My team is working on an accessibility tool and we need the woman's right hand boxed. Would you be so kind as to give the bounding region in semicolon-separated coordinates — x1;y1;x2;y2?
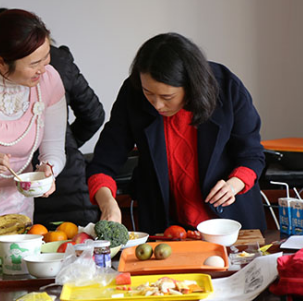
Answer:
0;153;11;174
95;187;122;223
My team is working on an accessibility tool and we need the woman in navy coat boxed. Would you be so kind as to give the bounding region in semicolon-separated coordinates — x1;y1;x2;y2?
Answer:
87;33;267;234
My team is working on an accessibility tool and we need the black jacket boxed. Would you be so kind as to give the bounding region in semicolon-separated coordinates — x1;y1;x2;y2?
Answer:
87;62;267;234
34;45;104;228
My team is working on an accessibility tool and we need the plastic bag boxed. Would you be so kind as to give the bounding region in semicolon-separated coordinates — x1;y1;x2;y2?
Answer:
78;222;97;238
55;239;118;287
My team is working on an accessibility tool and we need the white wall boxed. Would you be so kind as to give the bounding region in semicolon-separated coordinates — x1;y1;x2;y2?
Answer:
2;0;303;153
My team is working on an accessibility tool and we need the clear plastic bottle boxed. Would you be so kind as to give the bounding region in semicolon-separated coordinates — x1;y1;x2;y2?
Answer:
93;240;111;268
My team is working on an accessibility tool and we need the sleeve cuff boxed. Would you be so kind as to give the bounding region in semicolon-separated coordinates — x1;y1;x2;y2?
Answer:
229;166;257;194
87;173;117;204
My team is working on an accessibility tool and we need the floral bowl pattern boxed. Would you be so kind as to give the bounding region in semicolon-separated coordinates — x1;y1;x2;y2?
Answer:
15;172;53;197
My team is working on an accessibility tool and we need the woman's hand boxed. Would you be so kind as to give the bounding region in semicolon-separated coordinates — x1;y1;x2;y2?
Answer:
35;162;55;197
0;153;11;173
205;177;245;208
95;187;122;223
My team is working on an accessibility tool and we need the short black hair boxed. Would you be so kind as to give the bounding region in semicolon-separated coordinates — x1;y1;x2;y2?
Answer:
130;32;218;126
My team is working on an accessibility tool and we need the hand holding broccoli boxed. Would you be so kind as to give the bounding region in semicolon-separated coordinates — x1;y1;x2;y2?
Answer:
94;220;129;248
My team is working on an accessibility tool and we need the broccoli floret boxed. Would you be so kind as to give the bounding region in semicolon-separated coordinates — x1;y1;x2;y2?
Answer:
94;220;129;248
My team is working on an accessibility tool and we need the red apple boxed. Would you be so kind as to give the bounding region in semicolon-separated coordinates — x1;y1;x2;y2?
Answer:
72;232;94;244
57;241;76;253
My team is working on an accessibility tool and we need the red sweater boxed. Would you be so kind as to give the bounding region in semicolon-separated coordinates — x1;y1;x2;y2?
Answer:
163;109;256;227
88;109;256;228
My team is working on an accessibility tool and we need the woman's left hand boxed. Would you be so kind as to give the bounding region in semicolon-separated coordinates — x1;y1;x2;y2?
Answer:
204;178;244;208
36;162;55;197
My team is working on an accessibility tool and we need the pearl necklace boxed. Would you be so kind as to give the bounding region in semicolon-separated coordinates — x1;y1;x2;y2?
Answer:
0;83;45;178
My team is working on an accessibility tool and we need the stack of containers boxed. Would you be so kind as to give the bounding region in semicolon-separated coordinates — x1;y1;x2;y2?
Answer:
271;181;303;236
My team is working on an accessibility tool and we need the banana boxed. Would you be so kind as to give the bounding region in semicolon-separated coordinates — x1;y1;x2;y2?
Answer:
0;214;32;235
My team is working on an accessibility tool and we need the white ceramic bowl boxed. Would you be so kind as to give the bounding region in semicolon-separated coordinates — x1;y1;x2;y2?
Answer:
24;253;64;278
122;232;149;249
197;218;242;246
14;172;53;197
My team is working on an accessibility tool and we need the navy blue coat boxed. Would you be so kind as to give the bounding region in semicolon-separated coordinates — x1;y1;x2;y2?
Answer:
87;62;267;234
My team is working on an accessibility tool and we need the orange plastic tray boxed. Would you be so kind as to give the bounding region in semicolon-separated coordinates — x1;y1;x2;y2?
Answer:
118;241;228;275
261;137;303;152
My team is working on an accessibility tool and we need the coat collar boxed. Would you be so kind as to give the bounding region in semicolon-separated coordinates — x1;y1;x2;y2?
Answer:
142;94;225;203
144;116;170;217
197;96;225;191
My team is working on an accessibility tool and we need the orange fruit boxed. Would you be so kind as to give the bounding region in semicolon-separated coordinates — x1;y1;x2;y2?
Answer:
27;224;48;236
44;230;68;243
56;222;78;239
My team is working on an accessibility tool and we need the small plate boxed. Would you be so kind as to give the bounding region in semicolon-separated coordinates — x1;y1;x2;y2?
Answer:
122;232;149;249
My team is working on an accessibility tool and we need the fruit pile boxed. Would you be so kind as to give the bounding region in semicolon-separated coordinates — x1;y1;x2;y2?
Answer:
27;221;78;241
26;221;94;253
0;214;95;252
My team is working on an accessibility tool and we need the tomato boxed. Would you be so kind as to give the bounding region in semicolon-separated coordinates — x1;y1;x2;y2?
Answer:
186;230;202;240
57;241;76;253
116;273;131;285
163;225;187;239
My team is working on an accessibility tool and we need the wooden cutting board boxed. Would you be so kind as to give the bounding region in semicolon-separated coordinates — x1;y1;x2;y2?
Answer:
234;229;265;245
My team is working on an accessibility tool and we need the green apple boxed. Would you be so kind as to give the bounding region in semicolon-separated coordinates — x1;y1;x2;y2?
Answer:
154;243;172;260
135;243;153;260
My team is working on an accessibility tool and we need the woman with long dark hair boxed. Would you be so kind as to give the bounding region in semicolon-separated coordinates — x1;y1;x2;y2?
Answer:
0;9;66;219
87;33;266;234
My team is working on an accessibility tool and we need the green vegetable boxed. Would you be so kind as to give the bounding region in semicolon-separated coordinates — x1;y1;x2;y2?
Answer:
94;220;129;248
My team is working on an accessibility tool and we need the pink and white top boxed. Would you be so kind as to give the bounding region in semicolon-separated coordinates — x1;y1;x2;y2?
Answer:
0;65;67;219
